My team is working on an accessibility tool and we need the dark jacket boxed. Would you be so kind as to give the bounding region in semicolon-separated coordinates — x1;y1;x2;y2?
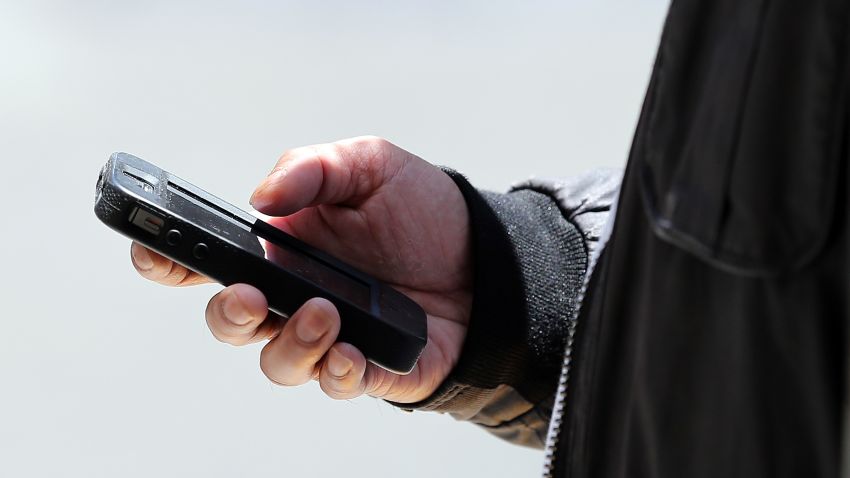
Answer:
399;1;850;477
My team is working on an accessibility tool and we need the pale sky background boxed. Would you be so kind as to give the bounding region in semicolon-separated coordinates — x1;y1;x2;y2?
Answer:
0;1;669;476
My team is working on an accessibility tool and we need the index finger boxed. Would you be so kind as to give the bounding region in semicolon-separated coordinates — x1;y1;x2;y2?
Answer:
130;242;211;287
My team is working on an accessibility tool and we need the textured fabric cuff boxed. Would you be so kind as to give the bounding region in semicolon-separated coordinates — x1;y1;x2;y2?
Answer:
391;169;587;415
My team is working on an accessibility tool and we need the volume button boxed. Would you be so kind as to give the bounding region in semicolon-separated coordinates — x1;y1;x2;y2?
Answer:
165;229;182;246
193;243;210;260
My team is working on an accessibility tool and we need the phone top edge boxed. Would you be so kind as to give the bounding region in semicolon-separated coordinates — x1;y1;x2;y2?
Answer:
96;152;264;254
166;174;259;228
108;152;258;224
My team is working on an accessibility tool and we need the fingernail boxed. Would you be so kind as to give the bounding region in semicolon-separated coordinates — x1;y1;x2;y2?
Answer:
132;246;153;271
249;169;285;210
222;290;252;326
248;186;268;209
327;348;353;378
295;306;329;344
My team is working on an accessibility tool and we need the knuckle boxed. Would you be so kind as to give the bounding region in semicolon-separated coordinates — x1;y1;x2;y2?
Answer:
275;146;310;171
338;136;387;160
357;135;386;147
317;142;340;165
358;136;388;158
277;146;300;164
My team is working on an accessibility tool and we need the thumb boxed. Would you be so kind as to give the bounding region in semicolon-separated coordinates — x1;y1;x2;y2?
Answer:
249;136;401;216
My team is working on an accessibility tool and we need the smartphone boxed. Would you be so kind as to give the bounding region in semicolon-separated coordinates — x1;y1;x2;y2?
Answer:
94;152;427;374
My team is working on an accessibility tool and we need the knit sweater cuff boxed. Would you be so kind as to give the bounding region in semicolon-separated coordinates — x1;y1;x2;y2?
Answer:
390;169;587;414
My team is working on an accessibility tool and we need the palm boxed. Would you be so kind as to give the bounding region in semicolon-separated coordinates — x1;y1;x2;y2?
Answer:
269;153;472;403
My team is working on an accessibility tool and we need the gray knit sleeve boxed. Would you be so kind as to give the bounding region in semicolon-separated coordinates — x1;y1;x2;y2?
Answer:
388;169;621;449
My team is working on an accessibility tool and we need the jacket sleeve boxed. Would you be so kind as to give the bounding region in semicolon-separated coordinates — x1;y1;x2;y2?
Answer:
388;168;621;449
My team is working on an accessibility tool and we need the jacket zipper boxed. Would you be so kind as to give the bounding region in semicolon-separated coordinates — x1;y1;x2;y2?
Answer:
540;254;595;478
541;190;619;478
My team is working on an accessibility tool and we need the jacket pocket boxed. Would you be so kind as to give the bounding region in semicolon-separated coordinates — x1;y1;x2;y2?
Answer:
638;0;848;276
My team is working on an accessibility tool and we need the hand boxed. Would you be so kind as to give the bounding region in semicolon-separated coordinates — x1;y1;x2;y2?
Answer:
130;136;472;403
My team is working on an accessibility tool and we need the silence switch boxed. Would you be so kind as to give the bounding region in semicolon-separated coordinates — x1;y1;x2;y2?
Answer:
129;207;164;236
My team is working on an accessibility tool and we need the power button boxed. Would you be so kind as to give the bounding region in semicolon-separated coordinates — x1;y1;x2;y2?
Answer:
193;243;209;260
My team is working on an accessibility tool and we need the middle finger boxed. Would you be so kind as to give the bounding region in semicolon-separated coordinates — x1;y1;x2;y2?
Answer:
205;284;280;346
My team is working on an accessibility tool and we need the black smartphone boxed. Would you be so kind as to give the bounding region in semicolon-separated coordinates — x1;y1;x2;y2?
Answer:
94;152;427;374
